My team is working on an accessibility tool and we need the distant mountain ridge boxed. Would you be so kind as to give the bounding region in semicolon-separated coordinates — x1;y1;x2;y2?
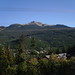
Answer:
4;21;70;30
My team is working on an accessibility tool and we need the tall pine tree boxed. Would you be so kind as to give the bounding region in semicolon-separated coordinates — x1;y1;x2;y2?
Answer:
16;34;27;75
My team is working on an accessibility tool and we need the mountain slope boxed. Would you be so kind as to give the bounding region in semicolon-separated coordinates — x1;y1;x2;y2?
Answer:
0;21;75;49
6;21;70;30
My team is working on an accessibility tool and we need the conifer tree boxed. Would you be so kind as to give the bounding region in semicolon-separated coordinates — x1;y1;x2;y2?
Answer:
0;46;8;75
7;47;14;66
16;34;26;64
16;35;27;75
30;37;35;50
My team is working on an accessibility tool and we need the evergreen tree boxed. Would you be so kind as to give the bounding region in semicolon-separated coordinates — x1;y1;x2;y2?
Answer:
19;34;26;51
16;34;27;64
30;37;35;50
0;46;8;75
7;47;14;66
16;35;27;75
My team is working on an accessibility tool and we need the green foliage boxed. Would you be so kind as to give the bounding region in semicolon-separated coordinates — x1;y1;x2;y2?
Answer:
17;61;27;75
0;45;75;75
7;48;14;66
30;37;35;50
0;25;75;50
0;46;8;75
67;45;75;58
29;58;38;66
1;34;75;75
7;65;17;75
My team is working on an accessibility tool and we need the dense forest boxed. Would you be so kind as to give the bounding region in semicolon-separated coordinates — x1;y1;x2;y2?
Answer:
0;22;75;75
0;35;75;75
0;22;75;49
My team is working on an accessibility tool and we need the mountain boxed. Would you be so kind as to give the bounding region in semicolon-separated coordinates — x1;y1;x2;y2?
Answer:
7;21;43;30
7;24;22;28
0;26;6;31
0;21;75;49
5;21;70;30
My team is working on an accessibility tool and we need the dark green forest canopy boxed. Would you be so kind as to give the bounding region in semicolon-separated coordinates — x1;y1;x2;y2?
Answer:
0;23;75;52
0;23;75;75
0;45;75;75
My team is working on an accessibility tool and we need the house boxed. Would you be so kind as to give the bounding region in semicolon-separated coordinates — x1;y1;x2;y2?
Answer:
45;55;50;59
57;53;67;59
45;53;67;59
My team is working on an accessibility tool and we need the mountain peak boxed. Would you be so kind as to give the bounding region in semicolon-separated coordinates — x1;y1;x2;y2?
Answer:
28;21;48;26
30;21;39;23
28;21;42;26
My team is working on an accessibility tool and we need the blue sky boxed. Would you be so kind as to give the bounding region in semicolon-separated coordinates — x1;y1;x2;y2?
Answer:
0;0;75;27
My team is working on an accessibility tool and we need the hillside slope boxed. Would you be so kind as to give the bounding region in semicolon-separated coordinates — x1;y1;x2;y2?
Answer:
0;21;75;48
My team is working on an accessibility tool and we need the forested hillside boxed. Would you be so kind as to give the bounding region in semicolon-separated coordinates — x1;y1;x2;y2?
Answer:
0;21;75;50
0;22;75;75
0;41;75;75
